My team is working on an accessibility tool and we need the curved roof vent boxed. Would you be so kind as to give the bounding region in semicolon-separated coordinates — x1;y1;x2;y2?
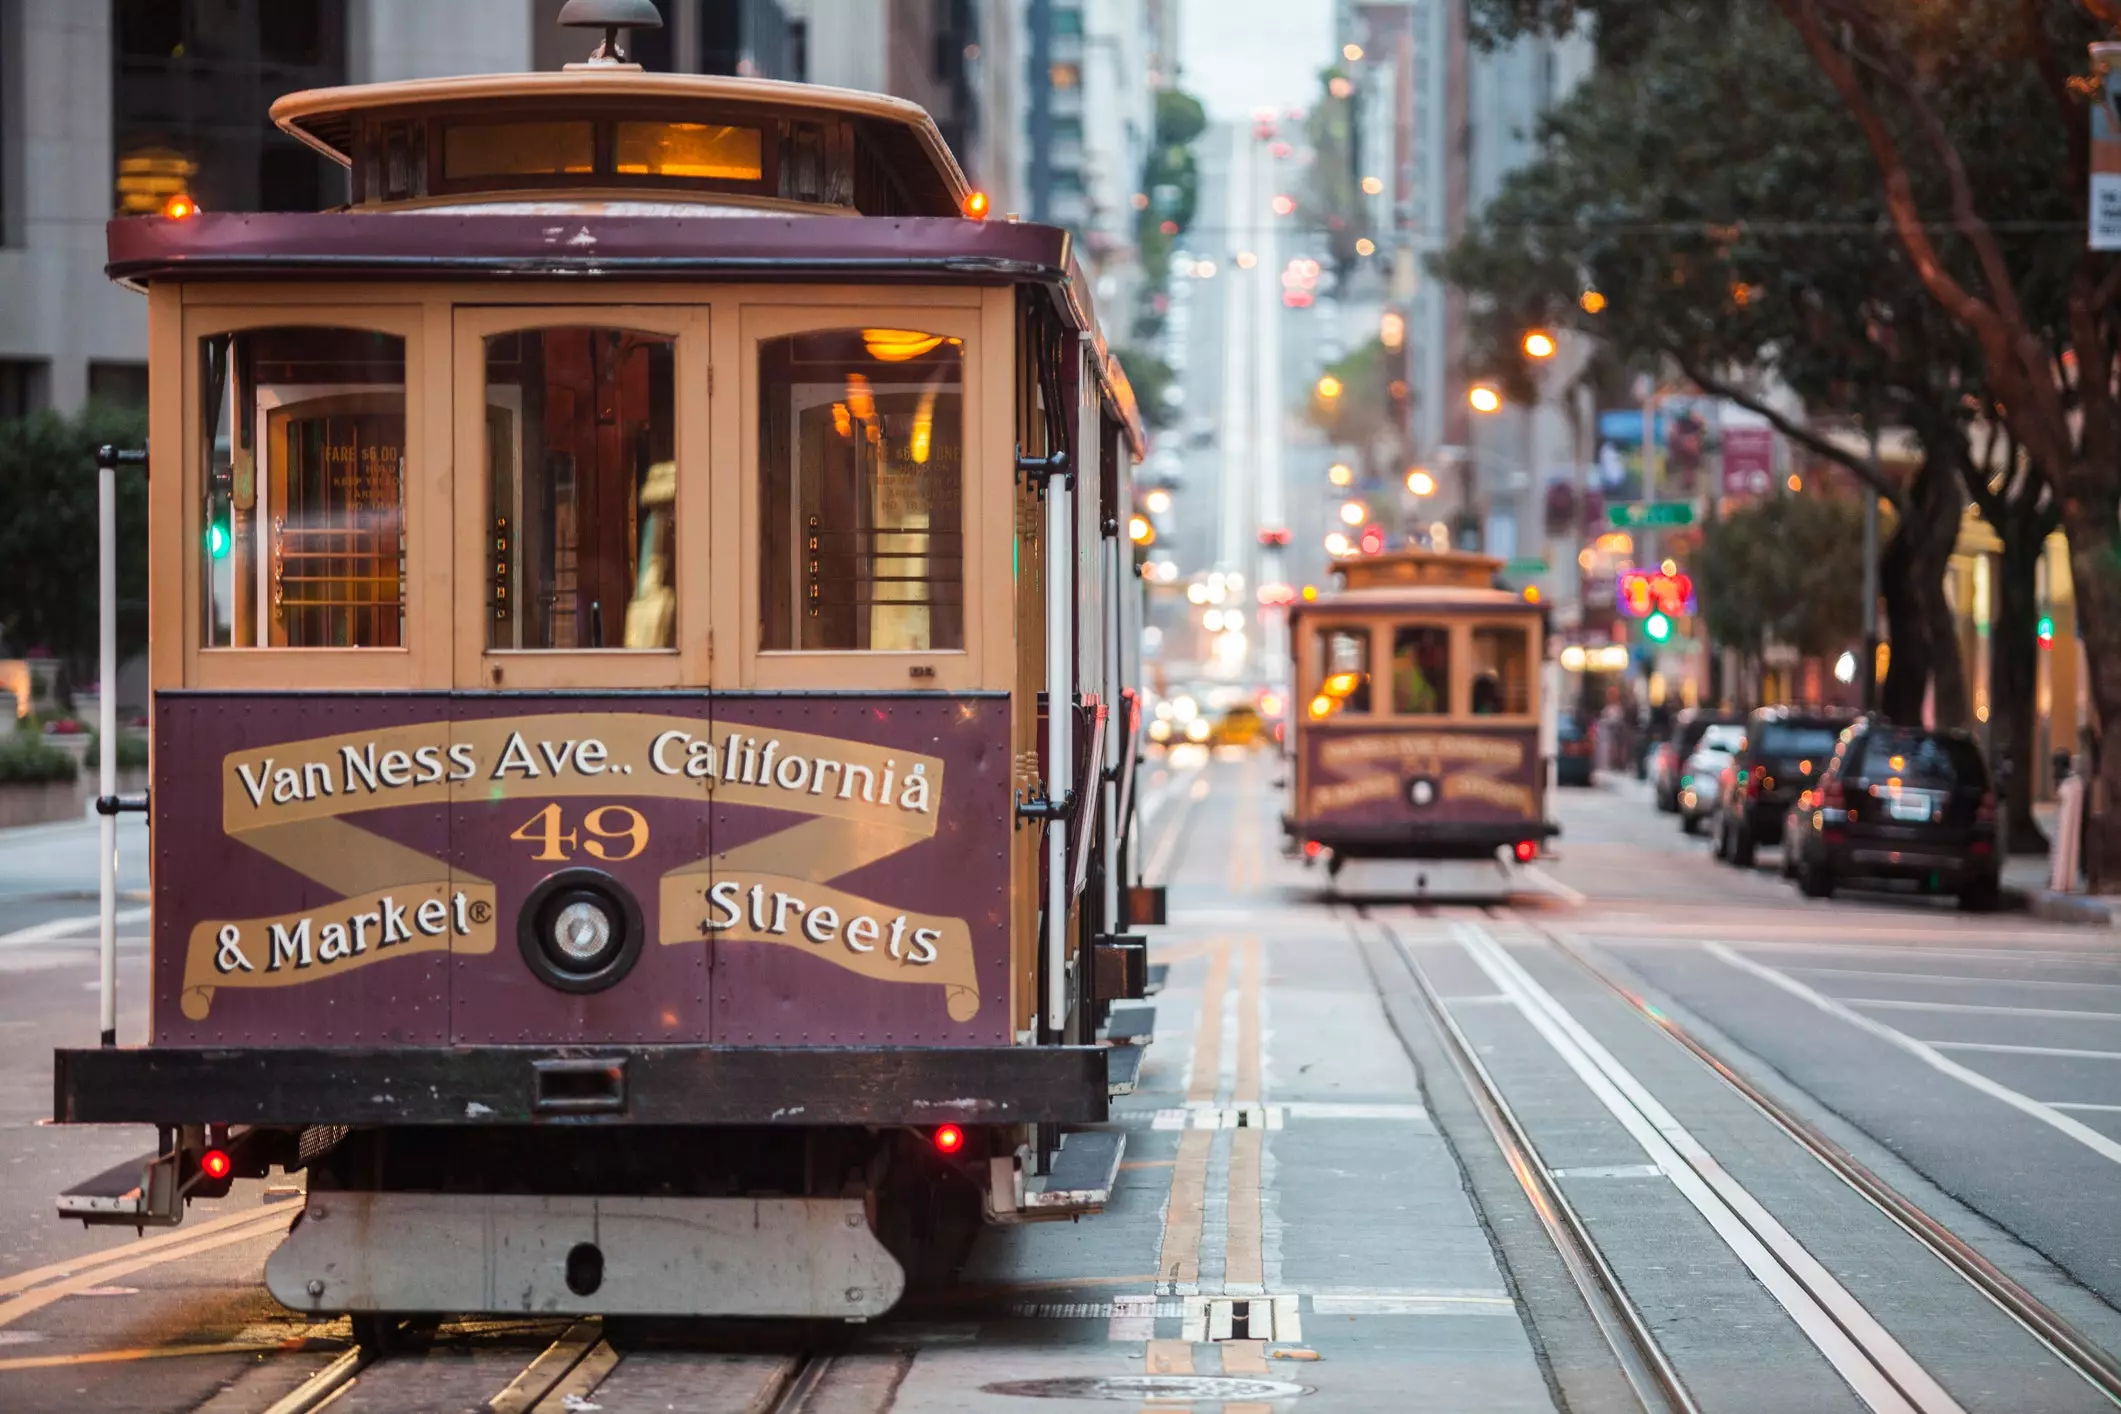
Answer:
557;0;663;67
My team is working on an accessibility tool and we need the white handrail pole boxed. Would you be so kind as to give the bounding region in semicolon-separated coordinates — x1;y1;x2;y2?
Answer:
97;453;119;1046
1045;454;1074;1035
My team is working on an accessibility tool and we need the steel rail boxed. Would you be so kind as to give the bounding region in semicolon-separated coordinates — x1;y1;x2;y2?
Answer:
1541;923;2121;1408
1362;915;1698;1414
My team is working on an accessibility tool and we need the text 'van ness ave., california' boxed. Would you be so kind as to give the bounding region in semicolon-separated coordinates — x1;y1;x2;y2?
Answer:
219;714;944;822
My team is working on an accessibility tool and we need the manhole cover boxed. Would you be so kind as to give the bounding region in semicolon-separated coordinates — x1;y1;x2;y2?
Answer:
985;1375;1311;1401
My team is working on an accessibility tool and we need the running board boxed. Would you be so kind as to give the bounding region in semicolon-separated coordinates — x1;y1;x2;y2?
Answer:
1104;1001;1155;1044
265;1193;905;1320
1106;1043;1145;1096
1025;1130;1124;1215
57;1148;180;1228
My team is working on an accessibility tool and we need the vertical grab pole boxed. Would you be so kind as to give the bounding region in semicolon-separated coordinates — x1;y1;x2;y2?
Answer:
96;447;119;1047
1045;467;1074;1036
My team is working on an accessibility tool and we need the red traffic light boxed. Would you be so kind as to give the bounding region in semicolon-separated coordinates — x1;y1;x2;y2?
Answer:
1257;526;1292;546
1359;524;1385;555
933;1124;966;1154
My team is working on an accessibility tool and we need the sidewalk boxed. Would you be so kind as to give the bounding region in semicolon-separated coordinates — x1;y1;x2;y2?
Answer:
2001;802;2121;926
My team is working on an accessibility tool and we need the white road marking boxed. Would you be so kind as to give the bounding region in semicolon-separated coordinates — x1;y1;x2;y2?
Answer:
1143;772;1209;886
1928;1041;2121;1060
1106;1293;1157;1341
1784;966;2121;992
0;909;150;948
1308;1292;1514;1316
2047;1102;2121;1114
1460;925;1964;1414
1708;942;2121;1167
1845;997;2121;1022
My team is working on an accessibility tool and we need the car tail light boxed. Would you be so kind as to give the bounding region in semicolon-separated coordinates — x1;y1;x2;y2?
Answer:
1513;840;1537;863
1745;768;1763;800
201;1148;233;1181
1304;840;1323;858
933;1124;966;1154
1976;790;1996;824
1819;778;1845;810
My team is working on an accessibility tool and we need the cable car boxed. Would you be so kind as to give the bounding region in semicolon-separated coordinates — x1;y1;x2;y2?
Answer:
1284;549;1558;873
52;0;1155;1336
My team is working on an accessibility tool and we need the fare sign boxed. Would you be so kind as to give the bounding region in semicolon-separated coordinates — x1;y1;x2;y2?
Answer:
1616;569;1695;618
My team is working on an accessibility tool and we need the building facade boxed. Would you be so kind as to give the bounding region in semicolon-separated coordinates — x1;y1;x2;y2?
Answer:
0;0;1020;418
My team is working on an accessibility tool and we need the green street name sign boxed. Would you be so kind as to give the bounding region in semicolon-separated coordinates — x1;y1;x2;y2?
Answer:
1608;501;1695;529
1503;557;1549;576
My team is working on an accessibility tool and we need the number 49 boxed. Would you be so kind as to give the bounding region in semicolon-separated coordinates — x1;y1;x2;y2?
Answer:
509;803;649;862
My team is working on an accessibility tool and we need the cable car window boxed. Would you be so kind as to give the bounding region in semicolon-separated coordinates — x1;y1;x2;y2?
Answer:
1469;624;1531;715
614;122;763;180
758;329;966;652
1391;625;1451;715
484;329;677;651
199;327;406;649
1311;627;1371;715
444;120;594;180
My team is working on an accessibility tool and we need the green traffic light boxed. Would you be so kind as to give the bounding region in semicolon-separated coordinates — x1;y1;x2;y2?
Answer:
1644;610;1673;643
207;522;230;559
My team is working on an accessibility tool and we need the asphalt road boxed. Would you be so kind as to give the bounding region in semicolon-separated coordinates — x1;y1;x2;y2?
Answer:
0;759;2113;1412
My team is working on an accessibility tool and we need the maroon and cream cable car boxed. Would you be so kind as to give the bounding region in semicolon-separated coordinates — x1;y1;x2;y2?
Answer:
1284;549;1558;872
52;1;1155;1334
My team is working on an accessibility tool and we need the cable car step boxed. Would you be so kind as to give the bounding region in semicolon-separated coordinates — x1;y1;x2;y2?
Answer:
1106;1043;1146;1096
1104;1002;1155;1044
1026;1130;1125;1214
1145;963;1169;995
57;1148;180;1227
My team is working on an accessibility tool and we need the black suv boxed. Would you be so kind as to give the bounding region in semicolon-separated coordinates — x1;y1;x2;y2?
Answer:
1712;706;1855;866
1782;721;2000;909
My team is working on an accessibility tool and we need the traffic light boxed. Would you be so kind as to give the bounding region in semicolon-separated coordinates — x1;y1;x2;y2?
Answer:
2038;614;2056;648
1643;610;1673;644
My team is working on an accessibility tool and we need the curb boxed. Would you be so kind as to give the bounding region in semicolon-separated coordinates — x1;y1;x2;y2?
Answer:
2016;887;2121;927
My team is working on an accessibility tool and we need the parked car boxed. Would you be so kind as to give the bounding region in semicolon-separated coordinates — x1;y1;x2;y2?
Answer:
1712;706;1856;866
1678;724;1745;834
1782;721;1999;909
1211;703;1269;749
1557;711;1596;786
1656;708;1742;812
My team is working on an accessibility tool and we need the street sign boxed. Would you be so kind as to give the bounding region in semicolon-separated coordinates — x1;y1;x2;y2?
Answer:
1608;501;1695;529
1503;557;1548;576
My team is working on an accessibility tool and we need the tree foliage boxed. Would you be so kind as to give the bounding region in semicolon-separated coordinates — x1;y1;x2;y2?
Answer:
0;404;150;687
1696;496;1866;666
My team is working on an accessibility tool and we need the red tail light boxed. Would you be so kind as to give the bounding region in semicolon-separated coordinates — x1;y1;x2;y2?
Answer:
1976;790;1996;824
200;1148;233;1181
1513;840;1538;863
933;1124;966;1154
1303;840;1323;858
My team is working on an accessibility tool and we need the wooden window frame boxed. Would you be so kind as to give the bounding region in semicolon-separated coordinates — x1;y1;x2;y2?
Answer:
1301;613;1542;725
178;304;435;690
737;297;1003;692
450;304;711;691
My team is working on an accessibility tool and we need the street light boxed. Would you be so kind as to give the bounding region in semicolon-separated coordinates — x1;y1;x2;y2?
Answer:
1128;515;1155;546
1339;501;1368;525
1468;384;1503;414
1316;374;1344;400
1405;468;1437;497
1379;311;1405;349
1324;531;1352;555
1145;489;1172;514
1579;289;1607;315
1522;330;1557;360
1327;462;1354;487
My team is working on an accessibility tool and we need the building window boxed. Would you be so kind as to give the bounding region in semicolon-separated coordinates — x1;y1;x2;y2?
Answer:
0;360;49;421
485;329;677;652
758;329;965;653
88;362;150;411
199;328;405;649
113;0;348;216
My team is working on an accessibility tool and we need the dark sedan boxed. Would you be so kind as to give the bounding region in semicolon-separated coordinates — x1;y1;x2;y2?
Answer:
1712;707;1854;866
1782;722;2000;909
1556;711;1596;787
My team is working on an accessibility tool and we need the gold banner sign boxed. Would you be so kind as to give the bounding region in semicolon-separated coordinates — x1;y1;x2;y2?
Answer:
186;714;976;1020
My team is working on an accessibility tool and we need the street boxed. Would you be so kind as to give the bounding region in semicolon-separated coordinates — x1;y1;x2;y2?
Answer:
0;762;2114;1412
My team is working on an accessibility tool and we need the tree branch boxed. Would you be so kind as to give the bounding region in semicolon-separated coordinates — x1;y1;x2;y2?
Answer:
2082;0;2121;33
2026;0;2091;205
1673;353;1905;509
1773;0;2074;471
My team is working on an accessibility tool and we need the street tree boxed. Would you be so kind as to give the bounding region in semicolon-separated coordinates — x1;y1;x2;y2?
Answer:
1697;495;1867;702
1465;0;2119;876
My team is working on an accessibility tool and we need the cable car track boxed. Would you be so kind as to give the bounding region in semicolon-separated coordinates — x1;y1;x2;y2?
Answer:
1520;912;2121;1408
1370;900;2121;1414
